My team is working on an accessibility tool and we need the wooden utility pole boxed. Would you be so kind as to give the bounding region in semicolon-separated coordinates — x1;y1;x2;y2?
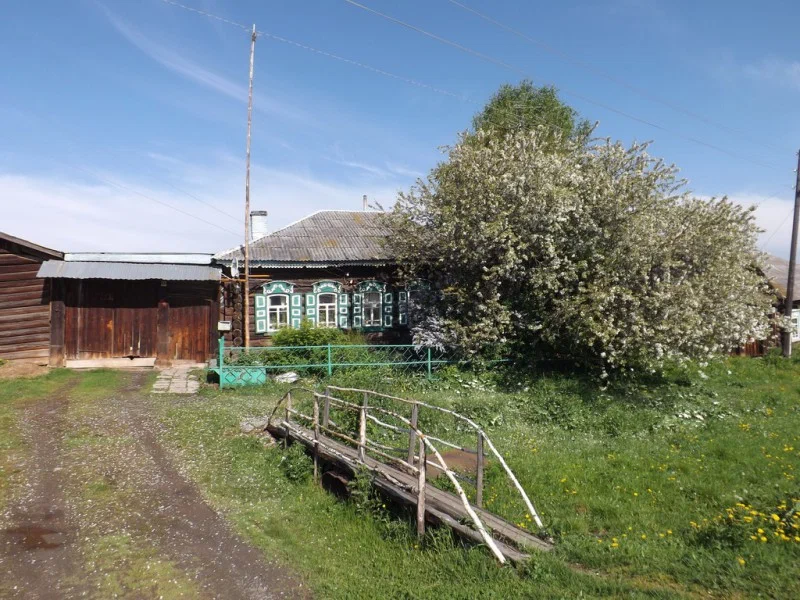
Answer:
782;150;800;357
243;24;257;349
783;151;800;358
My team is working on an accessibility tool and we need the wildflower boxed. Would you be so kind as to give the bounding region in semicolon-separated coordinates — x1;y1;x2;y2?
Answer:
659;533;665;538
610;542;619;548
666;530;672;535
737;557;746;566
641;534;647;540
760;536;768;543
771;514;781;522
633;492;639;497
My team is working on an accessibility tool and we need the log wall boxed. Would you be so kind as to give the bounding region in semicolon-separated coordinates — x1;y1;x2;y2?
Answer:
219;265;408;348
0;243;53;362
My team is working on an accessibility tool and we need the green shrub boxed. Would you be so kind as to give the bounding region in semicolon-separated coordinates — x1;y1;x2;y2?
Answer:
272;320;350;347
280;443;313;483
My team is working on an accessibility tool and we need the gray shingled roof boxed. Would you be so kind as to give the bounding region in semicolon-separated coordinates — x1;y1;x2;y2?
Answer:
215;210;393;265
764;254;797;299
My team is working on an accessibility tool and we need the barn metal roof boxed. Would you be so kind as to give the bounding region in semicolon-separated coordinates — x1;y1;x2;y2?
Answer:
214;210;393;265
37;260;221;281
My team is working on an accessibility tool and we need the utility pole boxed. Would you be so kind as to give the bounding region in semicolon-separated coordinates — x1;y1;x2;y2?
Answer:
783;150;800;357
243;24;257;349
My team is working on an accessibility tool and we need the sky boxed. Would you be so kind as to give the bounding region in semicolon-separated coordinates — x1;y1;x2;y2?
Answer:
1;0;798;256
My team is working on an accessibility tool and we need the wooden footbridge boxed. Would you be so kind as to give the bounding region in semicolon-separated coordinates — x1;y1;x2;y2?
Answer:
265;386;553;564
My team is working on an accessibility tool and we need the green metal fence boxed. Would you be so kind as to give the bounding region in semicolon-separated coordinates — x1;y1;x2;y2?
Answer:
212;338;452;388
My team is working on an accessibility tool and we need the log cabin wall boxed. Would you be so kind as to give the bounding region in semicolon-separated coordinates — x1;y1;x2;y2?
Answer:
219;265;409;347
0;235;62;363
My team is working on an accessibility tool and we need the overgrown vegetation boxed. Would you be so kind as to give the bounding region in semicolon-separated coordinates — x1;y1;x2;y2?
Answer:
163;353;800;598
387;82;776;375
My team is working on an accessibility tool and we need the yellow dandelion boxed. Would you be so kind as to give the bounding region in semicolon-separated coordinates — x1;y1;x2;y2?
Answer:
737;557;746;566
771;514;781;522
641;534;647;540
610;542;619;548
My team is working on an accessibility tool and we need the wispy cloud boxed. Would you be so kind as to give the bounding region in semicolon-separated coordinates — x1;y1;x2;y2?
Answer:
742;57;800;92
386;163;425;179
0;153;400;252
100;4;309;122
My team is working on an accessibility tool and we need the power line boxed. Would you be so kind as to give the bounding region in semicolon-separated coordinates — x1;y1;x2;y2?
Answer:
72;164;241;238
163;181;242;224
257;31;469;101
159;0;250;32
160;0;789;173
443;0;791;156
340;0;788;172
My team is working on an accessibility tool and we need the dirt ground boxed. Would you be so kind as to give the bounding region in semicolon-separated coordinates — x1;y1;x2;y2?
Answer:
0;372;310;599
0;361;48;380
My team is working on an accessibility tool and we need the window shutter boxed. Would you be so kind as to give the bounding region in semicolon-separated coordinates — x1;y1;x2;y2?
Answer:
398;291;408;327
338;293;350;329
305;293;317;326
352;293;363;328
379;292;392;329
255;294;267;334
290;294;303;329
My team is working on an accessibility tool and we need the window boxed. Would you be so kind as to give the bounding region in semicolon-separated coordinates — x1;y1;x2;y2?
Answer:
267;295;289;332
793;310;800;342
363;292;382;327
317;293;338;328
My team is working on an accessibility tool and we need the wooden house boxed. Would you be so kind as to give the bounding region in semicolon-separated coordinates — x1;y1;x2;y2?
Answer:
0;232;63;363
214;210;410;346
38;253;221;367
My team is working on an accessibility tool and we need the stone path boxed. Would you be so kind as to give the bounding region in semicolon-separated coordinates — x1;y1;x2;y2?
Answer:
152;367;200;394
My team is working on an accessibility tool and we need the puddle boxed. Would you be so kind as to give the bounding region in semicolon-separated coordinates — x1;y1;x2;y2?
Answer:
2;525;64;550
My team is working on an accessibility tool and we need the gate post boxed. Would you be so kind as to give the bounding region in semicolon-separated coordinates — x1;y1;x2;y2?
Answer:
407;403;418;465
218;337;225;389
358;393;367;462
417;438;426;539
426;347;432;380
313;394;320;483
326;343;333;377
476;432;484;508
322;387;330;429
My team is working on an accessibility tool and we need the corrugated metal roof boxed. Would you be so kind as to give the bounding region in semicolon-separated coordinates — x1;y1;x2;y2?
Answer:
37;260;221;281
64;253;213;264
215;210;393;264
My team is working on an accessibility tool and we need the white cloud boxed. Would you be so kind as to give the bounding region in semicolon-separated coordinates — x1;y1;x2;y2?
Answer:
0;157;401;253
742;57;800;92
101;5;309;122
725;192;796;258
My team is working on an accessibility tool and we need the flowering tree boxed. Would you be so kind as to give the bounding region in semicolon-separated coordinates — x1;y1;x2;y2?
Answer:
387;128;776;373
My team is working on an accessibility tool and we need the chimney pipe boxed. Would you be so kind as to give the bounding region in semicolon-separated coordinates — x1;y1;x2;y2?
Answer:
249;210;268;241
362;194;368;211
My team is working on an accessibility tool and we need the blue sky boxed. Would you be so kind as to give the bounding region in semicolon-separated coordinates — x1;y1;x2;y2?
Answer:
1;0;798;255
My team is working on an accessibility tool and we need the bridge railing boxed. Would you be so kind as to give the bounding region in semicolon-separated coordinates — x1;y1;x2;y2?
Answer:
267;385;545;564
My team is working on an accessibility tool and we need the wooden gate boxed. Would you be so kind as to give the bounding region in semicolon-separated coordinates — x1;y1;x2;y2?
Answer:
167;286;212;363
64;280;158;360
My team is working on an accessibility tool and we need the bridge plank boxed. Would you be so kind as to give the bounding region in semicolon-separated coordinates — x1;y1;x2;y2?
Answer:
267;420;553;559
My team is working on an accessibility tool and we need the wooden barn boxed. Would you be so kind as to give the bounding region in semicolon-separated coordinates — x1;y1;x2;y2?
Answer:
214;210;411;346
38;254;221;368
0;232;63;363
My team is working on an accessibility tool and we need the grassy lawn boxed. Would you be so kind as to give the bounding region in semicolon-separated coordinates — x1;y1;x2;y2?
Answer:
159;353;800;599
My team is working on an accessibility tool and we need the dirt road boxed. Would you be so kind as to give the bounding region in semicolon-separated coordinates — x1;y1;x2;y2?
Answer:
0;372;309;599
